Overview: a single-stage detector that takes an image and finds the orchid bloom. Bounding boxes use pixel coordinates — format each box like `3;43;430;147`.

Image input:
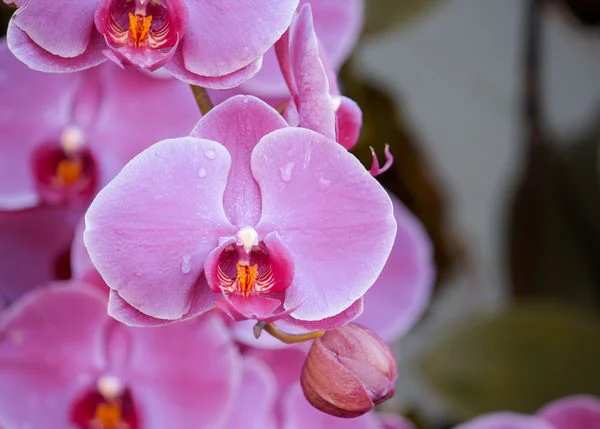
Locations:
0;40;198;211
0;283;240;429
0;40;198;303
454;395;600;429
5;0;299;88
84;95;396;328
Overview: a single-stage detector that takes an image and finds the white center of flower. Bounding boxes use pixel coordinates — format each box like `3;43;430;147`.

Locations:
236;226;259;253
97;375;125;401
60;126;85;154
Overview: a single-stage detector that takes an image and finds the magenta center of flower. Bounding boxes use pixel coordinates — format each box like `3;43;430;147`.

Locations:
71;376;139;429
106;0;176;49
216;227;276;297
31;127;97;205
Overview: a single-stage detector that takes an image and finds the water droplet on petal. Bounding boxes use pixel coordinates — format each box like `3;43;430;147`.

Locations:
318;177;331;190
134;266;143;277
198;167;207;178
204;149;216;160
181;255;192;274
280;161;295;183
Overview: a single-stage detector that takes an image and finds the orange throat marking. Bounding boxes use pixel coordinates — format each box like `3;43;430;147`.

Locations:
128;13;152;47
94;401;124;429
236;263;259;297
56;158;83;186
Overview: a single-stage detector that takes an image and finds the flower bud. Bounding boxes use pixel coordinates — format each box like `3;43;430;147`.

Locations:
300;323;397;418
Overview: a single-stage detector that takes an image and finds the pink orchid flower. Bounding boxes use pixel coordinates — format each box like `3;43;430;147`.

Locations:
454;395;600;429
84;94;396;328
0;282;240;429
0;41;198;303
5;0;299;88
0;40;198;211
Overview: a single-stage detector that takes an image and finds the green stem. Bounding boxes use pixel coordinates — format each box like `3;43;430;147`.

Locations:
253;321;325;344
190;85;214;115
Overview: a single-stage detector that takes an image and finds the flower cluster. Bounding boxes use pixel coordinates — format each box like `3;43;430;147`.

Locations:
0;0;438;428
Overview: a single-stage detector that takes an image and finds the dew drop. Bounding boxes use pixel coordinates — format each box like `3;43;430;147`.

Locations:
280;161;295;183
204;149;216;160
181;255;192;274
198;167;207;178
318;177;331;189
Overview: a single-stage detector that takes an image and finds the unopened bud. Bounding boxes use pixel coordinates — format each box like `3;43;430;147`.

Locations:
300;323;397;418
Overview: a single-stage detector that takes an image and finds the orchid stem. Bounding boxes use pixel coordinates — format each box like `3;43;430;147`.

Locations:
253;321;325;344
190;85;214;115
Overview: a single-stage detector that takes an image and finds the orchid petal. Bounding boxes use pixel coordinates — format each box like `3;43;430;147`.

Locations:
164;49;263;89
239;0;364;100
278;4;336;140
7;20;106;72
253;128;396;321
287;298;363;331
181;0;298;78
192;95;287;226
126;315;240;429
223;356;278;429
0;207;80;303
84;137;235;321
85;63;199;185
304;0;364;68
0;285;107;429
357;194;434;343
335;96;363;150
108;278;215;327
0;40;74;209
12;0;97;59
538;395;600;429
247;347;308;391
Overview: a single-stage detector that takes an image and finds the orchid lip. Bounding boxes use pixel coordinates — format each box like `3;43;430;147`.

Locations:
31;128;98;206
70;375;139;429
104;0;179;51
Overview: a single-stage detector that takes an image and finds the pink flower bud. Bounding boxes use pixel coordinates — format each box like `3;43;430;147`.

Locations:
301;323;397;418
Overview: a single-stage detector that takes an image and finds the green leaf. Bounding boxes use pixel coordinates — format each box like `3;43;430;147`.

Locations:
419;303;600;420
363;0;444;37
